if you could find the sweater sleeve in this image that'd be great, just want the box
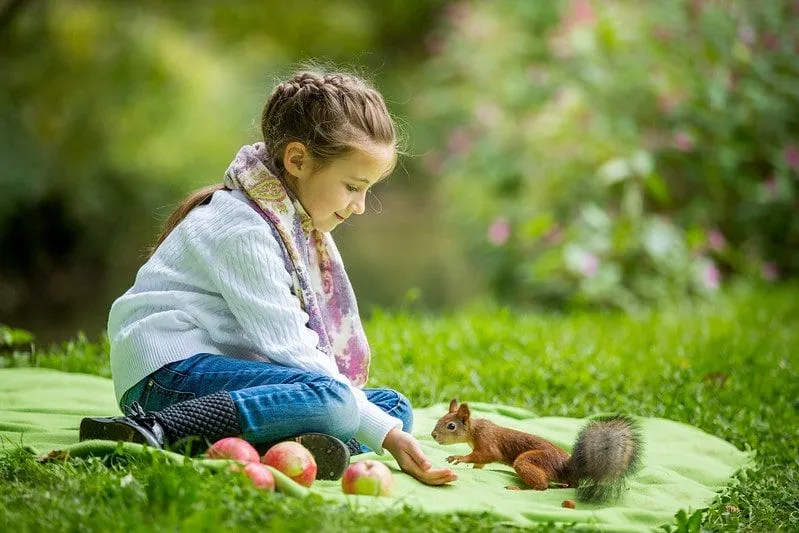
[212,227,401,453]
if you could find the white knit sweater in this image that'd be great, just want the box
[108,189,401,453]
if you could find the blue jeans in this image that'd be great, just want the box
[120,353,413,451]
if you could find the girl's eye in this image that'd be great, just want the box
[446,422,456,430]
[345,184,361,192]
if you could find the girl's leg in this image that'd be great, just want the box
[127,352,360,445]
[83,353,359,479]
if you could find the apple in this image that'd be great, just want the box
[241,463,276,491]
[261,441,317,487]
[341,460,394,497]
[206,437,260,464]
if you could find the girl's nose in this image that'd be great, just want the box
[350,194,366,215]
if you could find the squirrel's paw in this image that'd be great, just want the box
[445,455,464,465]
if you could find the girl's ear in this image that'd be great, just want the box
[448,398,459,413]
[283,142,312,180]
[456,403,471,423]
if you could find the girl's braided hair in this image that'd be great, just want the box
[262,71,397,176]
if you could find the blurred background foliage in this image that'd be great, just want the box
[415,0,798,310]
[1,0,797,342]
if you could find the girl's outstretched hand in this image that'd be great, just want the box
[382,427,458,486]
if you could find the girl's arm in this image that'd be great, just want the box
[212,227,401,453]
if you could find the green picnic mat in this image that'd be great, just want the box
[0,368,753,531]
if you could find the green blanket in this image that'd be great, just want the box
[0,368,752,531]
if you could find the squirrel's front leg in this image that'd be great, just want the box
[446,451,496,466]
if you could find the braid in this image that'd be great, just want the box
[260,68,398,177]
[274,73,357,99]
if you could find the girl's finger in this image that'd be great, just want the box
[427,467,456,480]
[407,440,432,470]
[423,472,457,485]
[417,467,457,485]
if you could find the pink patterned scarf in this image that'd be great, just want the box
[223,143,371,386]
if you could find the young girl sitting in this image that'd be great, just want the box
[80,69,457,486]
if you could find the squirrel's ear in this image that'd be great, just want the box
[456,403,471,422]
[448,398,459,413]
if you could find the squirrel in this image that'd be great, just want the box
[431,399,643,503]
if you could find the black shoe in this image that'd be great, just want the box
[344,438,364,456]
[291,433,351,481]
[79,402,165,448]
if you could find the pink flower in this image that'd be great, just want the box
[673,130,696,152]
[702,261,721,291]
[761,261,779,282]
[487,217,511,246]
[550,0,596,57]
[708,229,726,252]
[784,143,799,172]
[566,0,596,27]
[581,253,599,278]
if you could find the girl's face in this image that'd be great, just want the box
[285,143,395,233]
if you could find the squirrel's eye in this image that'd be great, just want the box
[446,422,456,430]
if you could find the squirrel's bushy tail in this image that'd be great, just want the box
[565,414,643,503]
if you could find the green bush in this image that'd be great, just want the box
[414,0,798,309]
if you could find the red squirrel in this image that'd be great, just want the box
[431,399,643,502]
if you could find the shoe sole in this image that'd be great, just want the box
[292,433,350,481]
[79,418,160,448]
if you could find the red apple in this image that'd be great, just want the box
[241,463,276,491]
[206,437,260,464]
[341,460,394,497]
[261,441,317,487]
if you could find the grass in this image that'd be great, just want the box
[1,284,797,532]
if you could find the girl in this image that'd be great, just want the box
[80,70,457,486]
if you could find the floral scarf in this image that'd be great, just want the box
[223,143,370,386]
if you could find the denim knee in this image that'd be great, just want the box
[391,391,414,433]
[314,379,359,441]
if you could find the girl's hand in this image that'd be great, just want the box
[382,427,458,486]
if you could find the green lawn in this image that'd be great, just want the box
[1,285,797,532]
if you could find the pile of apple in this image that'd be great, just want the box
[206,437,315,492]
[206,437,393,496]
